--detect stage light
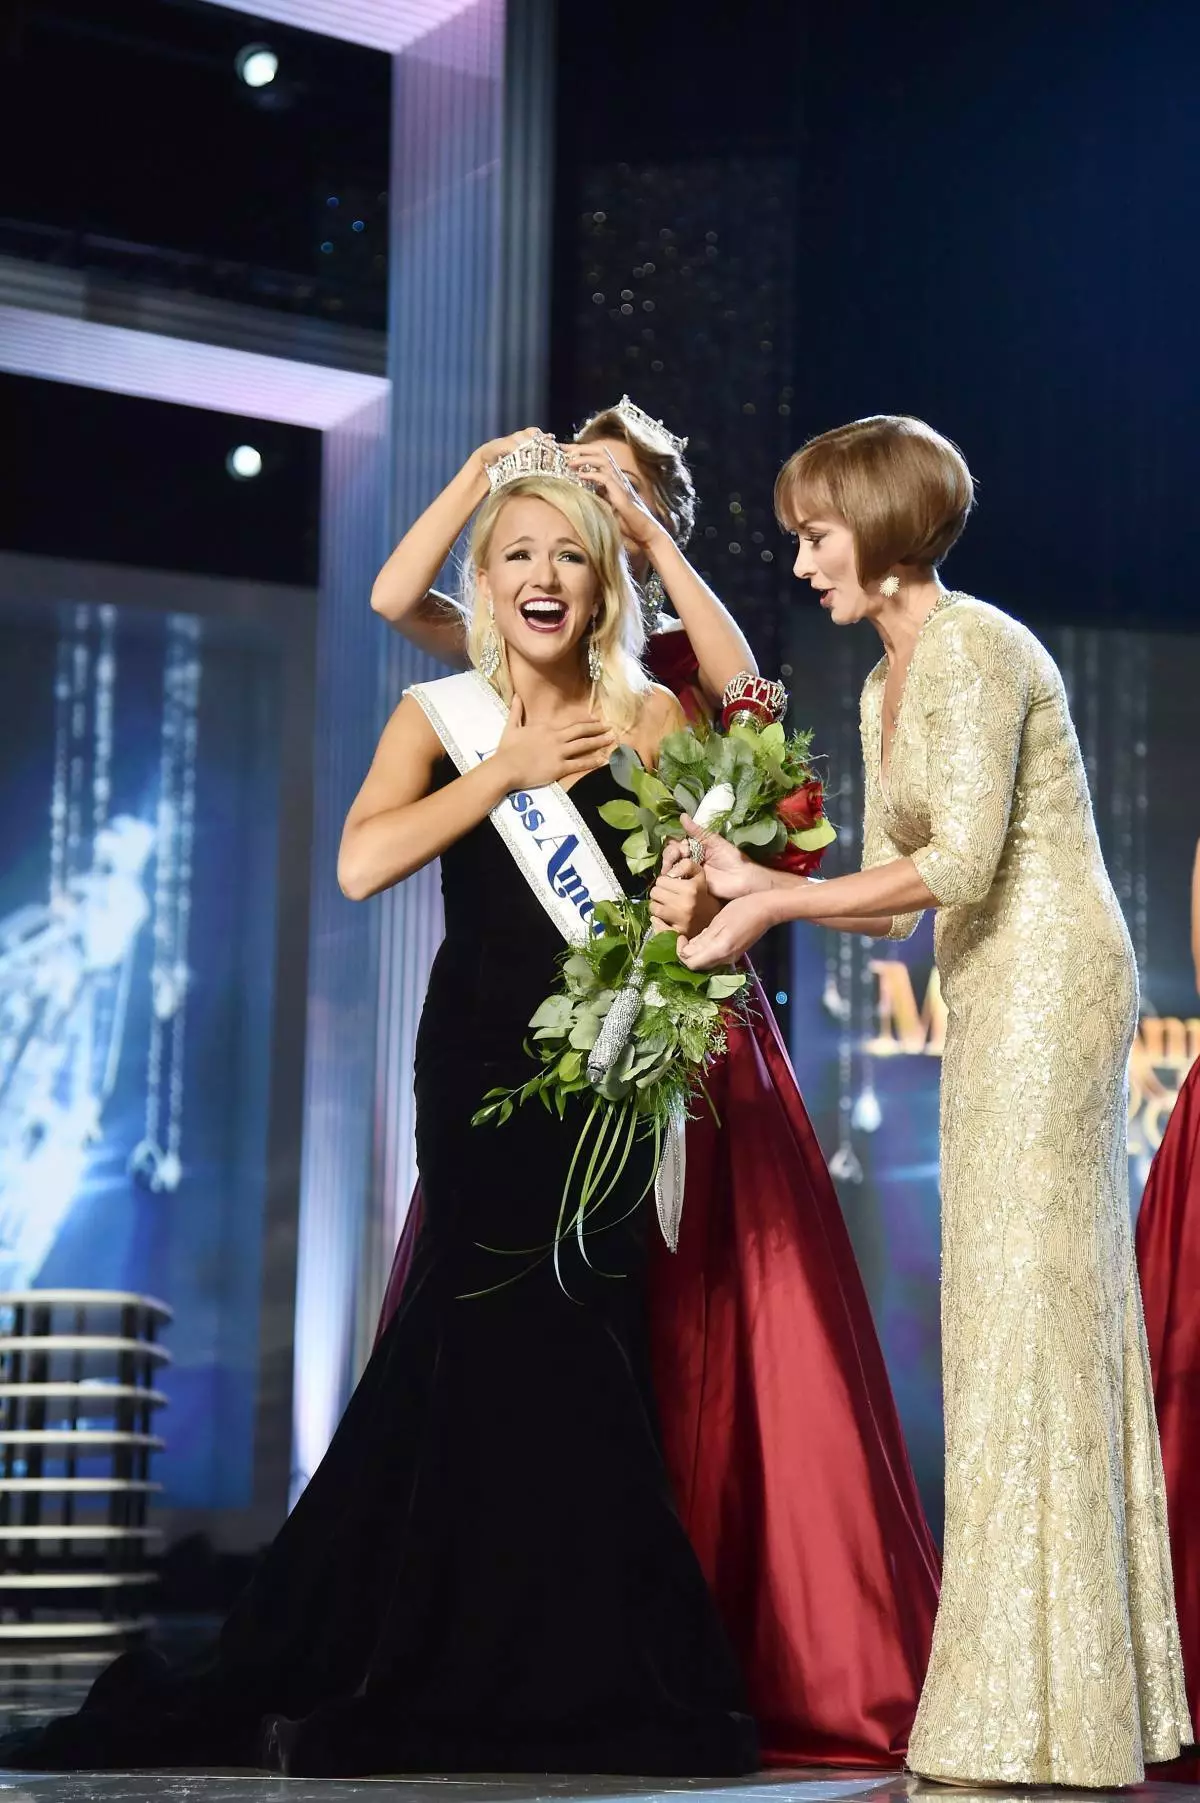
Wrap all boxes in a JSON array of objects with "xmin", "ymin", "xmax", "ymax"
[
  {"xmin": 226, "ymin": 444, "xmax": 263, "ymax": 480},
  {"xmin": 236, "ymin": 44, "xmax": 278, "ymax": 88}
]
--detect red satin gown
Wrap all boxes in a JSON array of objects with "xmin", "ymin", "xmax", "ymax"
[
  {"xmin": 377, "ymin": 628, "xmax": 941, "ymax": 1766},
  {"xmin": 1137, "ymin": 1056, "xmax": 1200, "ymax": 1776}
]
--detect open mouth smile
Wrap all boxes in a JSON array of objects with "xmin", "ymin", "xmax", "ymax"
[{"xmin": 519, "ymin": 597, "xmax": 569, "ymax": 633}]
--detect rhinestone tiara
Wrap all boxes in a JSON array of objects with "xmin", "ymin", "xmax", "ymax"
[
  {"xmin": 484, "ymin": 434, "xmax": 587, "ymax": 495},
  {"xmin": 612, "ymin": 395, "xmax": 689, "ymax": 455}
]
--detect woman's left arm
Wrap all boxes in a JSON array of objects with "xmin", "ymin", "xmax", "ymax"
[{"xmin": 567, "ymin": 447, "xmax": 757, "ymax": 703}]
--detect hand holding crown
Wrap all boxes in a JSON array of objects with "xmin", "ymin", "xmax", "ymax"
[{"xmin": 563, "ymin": 444, "xmax": 664, "ymax": 552}]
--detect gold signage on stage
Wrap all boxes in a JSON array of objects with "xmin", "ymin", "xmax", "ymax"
[{"xmin": 866, "ymin": 960, "xmax": 947, "ymax": 1058}]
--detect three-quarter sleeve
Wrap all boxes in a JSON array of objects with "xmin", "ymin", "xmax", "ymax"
[
  {"xmin": 860, "ymin": 683, "xmax": 924, "ymax": 942},
  {"xmin": 910, "ymin": 610, "xmax": 1030, "ymax": 909}
]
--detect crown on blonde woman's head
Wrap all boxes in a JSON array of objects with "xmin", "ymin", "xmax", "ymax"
[
  {"xmin": 612, "ymin": 395, "xmax": 688, "ymax": 455},
  {"xmin": 484, "ymin": 434, "xmax": 587, "ymax": 495}
]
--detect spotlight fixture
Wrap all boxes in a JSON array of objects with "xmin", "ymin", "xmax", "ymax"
[
  {"xmin": 235, "ymin": 44, "xmax": 278, "ymax": 88},
  {"xmin": 226, "ymin": 444, "xmax": 263, "ymax": 480}
]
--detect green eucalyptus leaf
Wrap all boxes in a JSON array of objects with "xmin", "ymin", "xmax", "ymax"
[
  {"xmin": 733, "ymin": 814, "xmax": 782, "ymax": 848},
  {"xmin": 657, "ymin": 961, "xmax": 710, "ymax": 989},
  {"xmin": 632, "ymin": 770, "xmax": 675, "ymax": 810},
  {"xmin": 598, "ymin": 942, "xmax": 632, "ymax": 984},
  {"xmin": 568, "ymin": 1014, "xmax": 601, "ymax": 1051},
  {"xmin": 660, "ymin": 730, "xmax": 705, "ymax": 769},
  {"xmin": 706, "ymin": 973, "xmax": 748, "ymax": 1000},
  {"xmin": 598, "ymin": 799, "xmax": 643, "ymax": 831},
  {"xmin": 790, "ymin": 817, "xmax": 838, "ymax": 851},
  {"xmin": 635, "ymin": 1053, "xmax": 676, "ymax": 1090},
  {"xmin": 562, "ymin": 955, "xmax": 595, "ymax": 993},
  {"xmin": 529, "ymin": 994, "xmax": 573, "ymax": 1033},
  {"xmin": 642, "ymin": 931, "xmax": 681, "ymax": 965},
  {"xmin": 610, "ymin": 743, "xmax": 645, "ymax": 794}
]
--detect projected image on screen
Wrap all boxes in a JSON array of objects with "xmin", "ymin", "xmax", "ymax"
[
  {"xmin": 0, "ymin": 597, "xmax": 282, "ymax": 1511},
  {"xmin": 783, "ymin": 617, "xmax": 1200, "ymax": 1534}
]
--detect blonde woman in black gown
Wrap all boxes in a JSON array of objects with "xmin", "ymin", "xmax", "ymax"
[{"xmin": 0, "ymin": 466, "xmax": 753, "ymax": 1778}]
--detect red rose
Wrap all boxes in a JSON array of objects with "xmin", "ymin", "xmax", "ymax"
[
  {"xmin": 776, "ymin": 779, "xmax": 825, "ymax": 833},
  {"xmin": 772, "ymin": 841, "xmax": 826, "ymax": 877}
]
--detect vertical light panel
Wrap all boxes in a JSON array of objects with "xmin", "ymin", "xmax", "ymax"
[
  {"xmin": 357, "ymin": 0, "xmax": 507, "ymax": 1355},
  {"xmin": 290, "ymin": 390, "xmax": 390, "ymax": 1497}
]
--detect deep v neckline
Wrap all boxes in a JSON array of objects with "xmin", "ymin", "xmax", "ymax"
[{"xmin": 877, "ymin": 590, "xmax": 960, "ymax": 799}]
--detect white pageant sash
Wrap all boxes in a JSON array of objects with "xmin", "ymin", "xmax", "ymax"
[
  {"xmin": 407, "ymin": 670, "xmax": 624, "ymax": 945},
  {"xmin": 407, "ymin": 669, "xmax": 686, "ymax": 1249}
]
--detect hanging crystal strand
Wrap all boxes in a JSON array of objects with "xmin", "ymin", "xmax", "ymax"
[
  {"xmin": 65, "ymin": 607, "xmax": 92, "ymax": 894},
  {"xmin": 132, "ymin": 615, "xmax": 201, "ymax": 1193},
  {"xmin": 49, "ymin": 625, "xmax": 75, "ymax": 908},
  {"xmin": 828, "ymin": 636, "xmax": 863, "ymax": 1184},
  {"xmin": 162, "ymin": 620, "xmax": 201, "ymax": 1190},
  {"xmin": 821, "ymin": 634, "xmax": 855, "ymax": 1030},
  {"xmin": 92, "ymin": 606, "xmax": 116, "ymax": 839},
  {"xmin": 88, "ymin": 607, "xmax": 121, "ymax": 1106}
]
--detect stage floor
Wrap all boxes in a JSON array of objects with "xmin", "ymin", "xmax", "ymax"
[
  {"xmin": 0, "ymin": 1769, "xmax": 1199, "ymax": 1803},
  {"xmin": 1, "ymin": 1672, "xmax": 1197, "ymax": 1803}
]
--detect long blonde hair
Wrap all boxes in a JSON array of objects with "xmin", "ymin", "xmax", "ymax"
[{"xmin": 462, "ymin": 474, "xmax": 650, "ymax": 735}]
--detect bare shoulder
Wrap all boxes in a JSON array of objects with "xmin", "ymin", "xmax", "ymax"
[
  {"xmin": 635, "ymin": 682, "xmax": 688, "ymax": 768},
  {"xmin": 345, "ymin": 692, "xmax": 444, "ymax": 822},
  {"xmin": 642, "ymin": 682, "xmax": 687, "ymax": 738},
  {"xmin": 381, "ymin": 690, "xmax": 446, "ymax": 758}
]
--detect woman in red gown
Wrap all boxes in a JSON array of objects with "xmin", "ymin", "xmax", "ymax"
[
  {"xmin": 369, "ymin": 401, "xmax": 940, "ymax": 1766},
  {"xmin": 1137, "ymin": 837, "xmax": 1200, "ymax": 1772}
]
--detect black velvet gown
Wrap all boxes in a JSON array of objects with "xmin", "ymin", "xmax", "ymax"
[{"xmin": 1, "ymin": 763, "xmax": 756, "ymax": 1778}]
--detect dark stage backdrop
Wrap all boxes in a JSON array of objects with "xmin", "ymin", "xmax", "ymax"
[
  {"xmin": 784, "ymin": 608, "xmax": 1200, "ymax": 1537},
  {"xmin": 0, "ymin": 554, "xmax": 315, "ymax": 1546}
]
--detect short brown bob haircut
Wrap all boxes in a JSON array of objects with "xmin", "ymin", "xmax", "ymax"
[
  {"xmin": 575, "ymin": 406, "xmax": 697, "ymax": 549},
  {"xmin": 775, "ymin": 415, "xmax": 975, "ymax": 584}
]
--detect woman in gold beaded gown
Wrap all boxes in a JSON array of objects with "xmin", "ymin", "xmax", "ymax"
[{"xmin": 669, "ymin": 415, "xmax": 1192, "ymax": 1788}]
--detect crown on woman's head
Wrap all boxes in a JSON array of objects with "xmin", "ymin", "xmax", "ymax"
[
  {"xmin": 612, "ymin": 395, "xmax": 689, "ymax": 455},
  {"xmin": 485, "ymin": 433, "xmax": 586, "ymax": 495}
]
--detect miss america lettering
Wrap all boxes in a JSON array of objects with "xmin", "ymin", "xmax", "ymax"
[
  {"xmin": 505, "ymin": 788, "xmax": 605, "ymax": 938},
  {"xmin": 408, "ymin": 672, "xmax": 625, "ymax": 949}
]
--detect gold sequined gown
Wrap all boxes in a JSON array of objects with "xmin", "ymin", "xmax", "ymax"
[{"xmin": 860, "ymin": 592, "xmax": 1192, "ymax": 1786}]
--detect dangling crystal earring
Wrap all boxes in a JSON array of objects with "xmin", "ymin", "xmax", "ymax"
[
  {"xmin": 477, "ymin": 600, "xmax": 501, "ymax": 680},
  {"xmin": 880, "ymin": 574, "xmax": 901, "ymax": 598},
  {"xmin": 587, "ymin": 628, "xmax": 603, "ymax": 685}
]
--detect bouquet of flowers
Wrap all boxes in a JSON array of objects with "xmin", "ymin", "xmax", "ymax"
[
  {"xmin": 472, "ymin": 674, "xmax": 835, "ymax": 1282},
  {"xmin": 472, "ymin": 895, "xmax": 747, "ymax": 1285},
  {"xmin": 599, "ymin": 715, "xmax": 836, "ymax": 878}
]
